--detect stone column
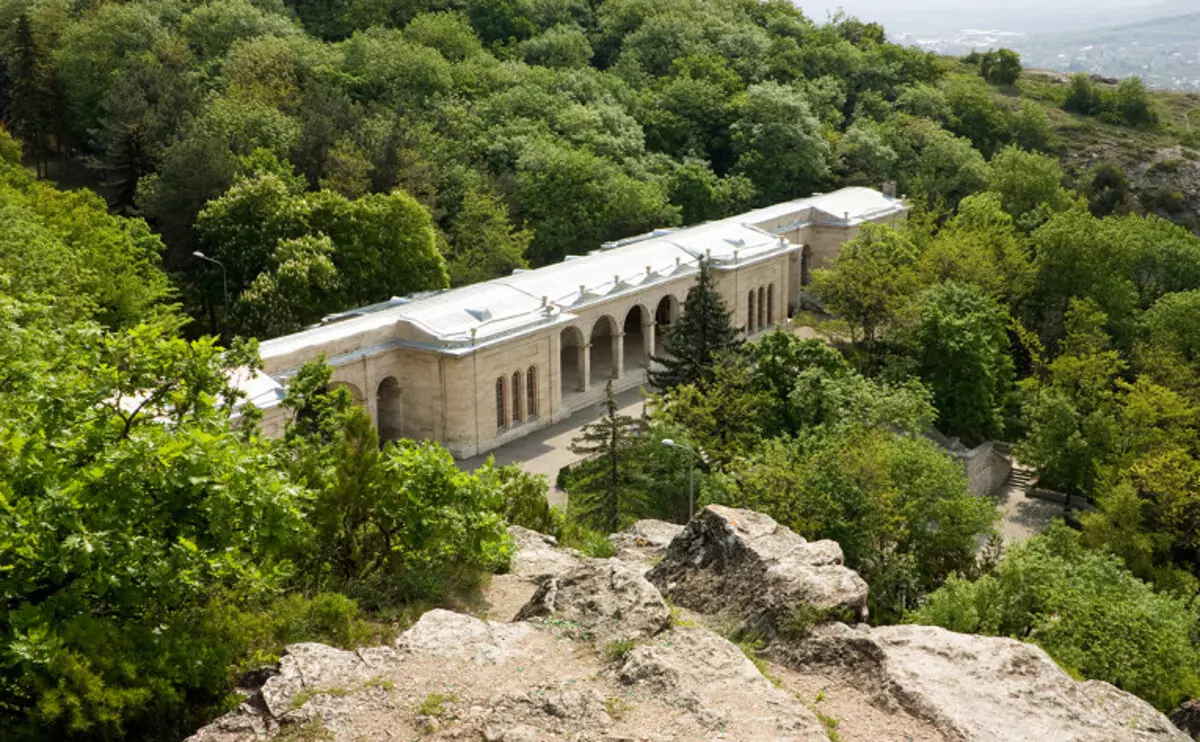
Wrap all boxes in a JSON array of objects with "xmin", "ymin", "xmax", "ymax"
[
  {"xmin": 580, "ymin": 343, "xmax": 591, "ymax": 393},
  {"xmin": 613, "ymin": 332, "xmax": 624, "ymax": 380},
  {"xmin": 550, "ymin": 331, "xmax": 562, "ymax": 416},
  {"xmin": 644, "ymin": 320, "xmax": 656, "ymax": 364}
]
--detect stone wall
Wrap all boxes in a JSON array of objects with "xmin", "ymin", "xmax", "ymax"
[{"xmin": 956, "ymin": 441, "xmax": 1012, "ymax": 499}]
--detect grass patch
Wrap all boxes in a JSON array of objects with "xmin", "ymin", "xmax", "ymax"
[
  {"xmin": 603, "ymin": 638, "xmax": 638, "ymax": 662},
  {"xmin": 779, "ymin": 603, "xmax": 857, "ymax": 641},
  {"xmin": 805, "ymin": 690, "xmax": 842, "ymax": 742},
  {"xmin": 734, "ymin": 636, "xmax": 782, "ymax": 688},
  {"xmin": 419, "ymin": 692, "xmax": 456, "ymax": 717},
  {"xmin": 275, "ymin": 719, "xmax": 335, "ymax": 741},
  {"xmin": 289, "ymin": 685, "xmax": 353, "ymax": 710},
  {"xmin": 663, "ymin": 594, "xmax": 695, "ymax": 628},
  {"xmin": 605, "ymin": 695, "xmax": 633, "ymax": 720}
]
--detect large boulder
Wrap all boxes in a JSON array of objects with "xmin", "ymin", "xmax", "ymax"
[
  {"xmin": 773, "ymin": 622, "xmax": 1190, "ymax": 742},
  {"xmin": 647, "ymin": 505, "xmax": 869, "ymax": 634},
  {"xmin": 506, "ymin": 525, "xmax": 582, "ymax": 582},
  {"xmin": 609, "ymin": 519, "xmax": 685, "ymax": 571},
  {"xmin": 515, "ymin": 558, "xmax": 670, "ymax": 641},
  {"xmin": 618, "ymin": 626, "xmax": 829, "ymax": 741}
]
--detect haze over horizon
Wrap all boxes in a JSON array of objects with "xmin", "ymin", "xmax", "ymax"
[{"xmin": 794, "ymin": 0, "xmax": 1184, "ymax": 35}]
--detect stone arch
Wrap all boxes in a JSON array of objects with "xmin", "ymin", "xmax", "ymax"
[
  {"xmin": 590, "ymin": 315, "xmax": 619, "ymax": 384},
  {"xmin": 757, "ymin": 285, "xmax": 766, "ymax": 331},
  {"xmin": 559, "ymin": 325, "xmax": 587, "ymax": 396},
  {"xmin": 329, "ymin": 380, "xmax": 365, "ymax": 407},
  {"xmin": 747, "ymin": 289, "xmax": 756, "ymax": 334},
  {"xmin": 623, "ymin": 304, "xmax": 649, "ymax": 372},
  {"xmin": 767, "ymin": 283, "xmax": 775, "ymax": 326},
  {"xmin": 654, "ymin": 295, "xmax": 679, "ymax": 356},
  {"xmin": 376, "ymin": 376, "xmax": 403, "ymax": 442}
]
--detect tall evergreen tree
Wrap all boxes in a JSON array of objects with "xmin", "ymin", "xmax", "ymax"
[
  {"xmin": 650, "ymin": 258, "xmax": 742, "ymax": 390},
  {"xmin": 569, "ymin": 380, "xmax": 645, "ymax": 533},
  {"xmin": 7, "ymin": 15, "xmax": 56, "ymax": 177}
]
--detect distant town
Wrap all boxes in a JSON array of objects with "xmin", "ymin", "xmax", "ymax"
[{"xmin": 890, "ymin": 13, "xmax": 1200, "ymax": 91}]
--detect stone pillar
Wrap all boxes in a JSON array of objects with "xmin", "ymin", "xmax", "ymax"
[
  {"xmin": 613, "ymin": 332, "xmax": 624, "ymax": 380},
  {"xmin": 644, "ymin": 321, "xmax": 656, "ymax": 363},
  {"xmin": 550, "ymin": 331, "xmax": 563, "ymax": 415},
  {"xmin": 580, "ymin": 344, "xmax": 591, "ymax": 393}
]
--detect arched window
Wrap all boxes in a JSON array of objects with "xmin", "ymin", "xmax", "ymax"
[
  {"xmin": 748, "ymin": 290, "xmax": 756, "ymax": 333},
  {"xmin": 512, "ymin": 371, "xmax": 523, "ymax": 424},
  {"xmin": 527, "ymin": 366, "xmax": 538, "ymax": 419},
  {"xmin": 757, "ymin": 286, "xmax": 766, "ymax": 329},
  {"xmin": 495, "ymin": 377, "xmax": 506, "ymax": 430},
  {"xmin": 767, "ymin": 284, "xmax": 775, "ymax": 325}
]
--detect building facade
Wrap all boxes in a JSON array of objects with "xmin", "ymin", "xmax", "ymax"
[{"xmin": 252, "ymin": 187, "xmax": 908, "ymax": 457}]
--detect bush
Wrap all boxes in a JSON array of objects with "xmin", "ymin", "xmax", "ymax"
[{"xmin": 909, "ymin": 524, "xmax": 1200, "ymax": 712}]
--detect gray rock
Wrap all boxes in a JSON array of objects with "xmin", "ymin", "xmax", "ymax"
[
  {"xmin": 646, "ymin": 505, "xmax": 869, "ymax": 634},
  {"xmin": 609, "ymin": 519, "xmax": 685, "ymax": 570},
  {"xmin": 507, "ymin": 525, "xmax": 582, "ymax": 583},
  {"xmin": 516, "ymin": 558, "xmax": 670, "ymax": 641},
  {"xmin": 774, "ymin": 623, "xmax": 1190, "ymax": 742},
  {"xmin": 397, "ymin": 608, "xmax": 535, "ymax": 664},
  {"xmin": 1169, "ymin": 699, "xmax": 1200, "ymax": 739},
  {"xmin": 617, "ymin": 626, "xmax": 828, "ymax": 741}
]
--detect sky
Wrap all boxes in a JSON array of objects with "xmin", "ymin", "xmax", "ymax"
[{"xmin": 793, "ymin": 0, "xmax": 1184, "ymax": 35}]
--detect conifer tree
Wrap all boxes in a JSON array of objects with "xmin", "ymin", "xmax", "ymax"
[
  {"xmin": 650, "ymin": 258, "xmax": 742, "ymax": 390},
  {"xmin": 569, "ymin": 380, "xmax": 645, "ymax": 533}
]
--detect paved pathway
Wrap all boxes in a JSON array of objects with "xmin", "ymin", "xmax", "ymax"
[
  {"xmin": 457, "ymin": 386, "xmax": 650, "ymax": 507},
  {"xmin": 991, "ymin": 466, "xmax": 1064, "ymax": 544}
]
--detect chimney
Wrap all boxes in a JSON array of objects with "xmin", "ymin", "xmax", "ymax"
[{"xmin": 882, "ymin": 180, "xmax": 898, "ymax": 198}]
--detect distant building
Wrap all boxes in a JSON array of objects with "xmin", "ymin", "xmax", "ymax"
[{"xmin": 252, "ymin": 187, "xmax": 908, "ymax": 457}]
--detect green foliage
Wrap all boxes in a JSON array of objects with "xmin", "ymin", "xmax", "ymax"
[
  {"xmin": 444, "ymin": 185, "xmax": 531, "ymax": 286},
  {"xmin": 650, "ymin": 258, "xmax": 742, "ymax": 390},
  {"xmin": 910, "ymin": 524, "xmax": 1200, "ymax": 712},
  {"xmin": 196, "ymin": 175, "xmax": 448, "ymax": 335},
  {"xmin": 0, "ymin": 141, "xmax": 171, "ymax": 327},
  {"xmin": 568, "ymin": 381, "xmax": 646, "ymax": 534},
  {"xmin": 731, "ymin": 81, "xmax": 830, "ymax": 203},
  {"xmin": 911, "ymin": 282, "xmax": 1014, "ymax": 439},
  {"xmin": 706, "ymin": 431, "xmax": 994, "ymax": 622},
  {"xmin": 812, "ymin": 223, "xmax": 919, "ymax": 357},
  {"xmin": 979, "ymin": 48, "xmax": 1022, "ymax": 86}
]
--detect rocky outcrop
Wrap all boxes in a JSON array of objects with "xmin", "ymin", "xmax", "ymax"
[
  {"xmin": 609, "ymin": 519, "xmax": 684, "ymax": 570},
  {"xmin": 1169, "ymin": 700, "xmax": 1200, "ymax": 739},
  {"xmin": 647, "ymin": 505, "xmax": 869, "ymax": 633},
  {"xmin": 190, "ymin": 510, "xmax": 1191, "ymax": 742},
  {"xmin": 618, "ymin": 625, "xmax": 829, "ymax": 740},
  {"xmin": 772, "ymin": 622, "xmax": 1190, "ymax": 742},
  {"xmin": 506, "ymin": 525, "xmax": 582, "ymax": 582},
  {"xmin": 515, "ymin": 558, "xmax": 670, "ymax": 641}
]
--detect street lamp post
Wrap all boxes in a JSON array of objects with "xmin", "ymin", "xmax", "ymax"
[
  {"xmin": 192, "ymin": 251, "xmax": 230, "ymax": 315},
  {"xmin": 662, "ymin": 438, "xmax": 696, "ymax": 520}
]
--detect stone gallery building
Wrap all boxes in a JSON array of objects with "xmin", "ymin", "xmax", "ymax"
[{"xmin": 252, "ymin": 187, "xmax": 908, "ymax": 457}]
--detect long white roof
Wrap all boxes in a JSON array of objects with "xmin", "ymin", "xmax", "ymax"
[{"xmin": 258, "ymin": 187, "xmax": 905, "ymax": 370}]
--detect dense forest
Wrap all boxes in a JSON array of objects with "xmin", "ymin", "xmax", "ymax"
[{"xmin": 4, "ymin": 0, "xmax": 1200, "ymax": 738}]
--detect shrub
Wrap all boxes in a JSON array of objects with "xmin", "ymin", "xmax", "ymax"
[{"xmin": 909, "ymin": 524, "xmax": 1200, "ymax": 712}]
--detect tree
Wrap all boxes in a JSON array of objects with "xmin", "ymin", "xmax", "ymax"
[
  {"xmin": 650, "ymin": 258, "xmax": 742, "ymax": 390},
  {"xmin": 980, "ymin": 48, "xmax": 1022, "ymax": 86},
  {"xmin": 568, "ymin": 381, "xmax": 645, "ymax": 533},
  {"xmin": 520, "ymin": 24, "xmax": 594, "ymax": 68},
  {"xmin": 233, "ymin": 234, "xmax": 342, "ymax": 337},
  {"xmin": 1115, "ymin": 77, "xmax": 1157, "ymax": 128},
  {"xmin": 1064, "ymin": 73, "xmax": 1103, "ymax": 116},
  {"xmin": 986, "ymin": 146, "xmax": 1074, "ymax": 231},
  {"xmin": 707, "ymin": 430, "xmax": 994, "ymax": 622},
  {"xmin": 444, "ymin": 185, "xmax": 531, "ymax": 286},
  {"xmin": 911, "ymin": 282, "xmax": 1014, "ymax": 439},
  {"xmin": 915, "ymin": 192, "xmax": 1035, "ymax": 308},
  {"xmin": 0, "ymin": 310, "xmax": 304, "ymax": 739},
  {"xmin": 7, "ymin": 14, "xmax": 58, "ymax": 176},
  {"xmin": 812, "ymin": 223, "xmax": 919, "ymax": 362},
  {"xmin": 1017, "ymin": 299, "xmax": 1124, "ymax": 502},
  {"xmin": 731, "ymin": 81, "xmax": 830, "ymax": 203},
  {"xmin": 910, "ymin": 524, "xmax": 1200, "ymax": 713},
  {"xmin": 1136, "ymin": 290, "xmax": 1200, "ymax": 398}
]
